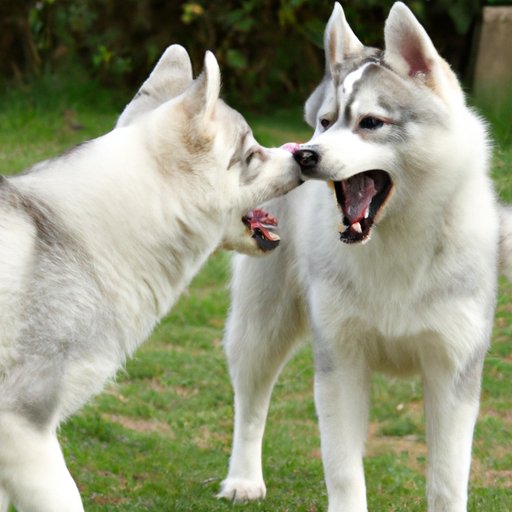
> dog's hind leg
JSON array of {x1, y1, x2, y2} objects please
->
[
  {"x1": 0, "y1": 413, "x2": 84, "y2": 512},
  {"x1": 218, "y1": 252, "x2": 307, "y2": 502}
]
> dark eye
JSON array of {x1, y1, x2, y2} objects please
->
[
  {"x1": 320, "y1": 118, "x2": 331, "y2": 130},
  {"x1": 359, "y1": 116, "x2": 384, "y2": 130},
  {"x1": 245, "y1": 151, "x2": 255, "y2": 165},
  {"x1": 245, "y1": 146, "x2": 260, "y2": 165}
]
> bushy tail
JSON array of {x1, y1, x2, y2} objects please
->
[{"x1": 499, "y1": 205, "x2": 512, "y2": 280}]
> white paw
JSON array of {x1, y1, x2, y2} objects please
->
[{"x1": 217, "y1": 477, "x2": 267, "y2": 503}]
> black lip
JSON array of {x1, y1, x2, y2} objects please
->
[
  {"x1": 242, "y1": 210, "x2": 281, "y2": 252},
  {"x1": 252, "y1": 228, "x2": 280, "y2": 251}
]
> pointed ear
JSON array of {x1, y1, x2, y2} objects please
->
[
  {"x1": 384, "y1": 2, "x2": 464, "y2": 103},
  {"x1": 183, "y1": 51, "x2": 221, "y2": 121},
  {"x1": 146, "y1": 44, "x2": 193, "y2": 98},
  {"x1": 117, "y1": 44, "x2": 193, "y2": 127},
  {"x1": 324, "y1": 2, "x2": 363, "y2": 76}
]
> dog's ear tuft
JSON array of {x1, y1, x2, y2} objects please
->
[
  {"x1": 324, "y1": 2, "x2": 363, "y2": 76},
  {"x1": 117, "y1": 44, "x2": 193, "y2": 127},
  {"x1": 184, "y1": 51, "x2": 221, "y2": 122},
  {"x1": 384, "y1": 2, "x2": 464, "y2": 104}
]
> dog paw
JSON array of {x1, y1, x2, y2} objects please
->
[{"x1": 217, "y1": 477, "x2": 266, "y2": 502}]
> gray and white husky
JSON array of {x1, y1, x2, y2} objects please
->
[
  {"x1": 0, "y1": 45, "x2": 301, "y2": 511},
  {"x1": 219, "y1": 3, "x2": 501, "y2": 511}
]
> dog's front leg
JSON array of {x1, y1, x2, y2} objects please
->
[
  {"x1": 314, "y1": 336, "x2": 370, "y2": 512},
  {"x1": 0, "y1": 413, "x2": 84, "y2": 512},
  {"x1": 219, "y1": 333, "x2": 303, "y2": 502},
  {"x1": 422, "y1": 352, "x2": 484, "y2": 512},
  {"x1": 219, "y1": 261, "x2": 306, "y2": 503}
]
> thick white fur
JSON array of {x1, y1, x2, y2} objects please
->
[
  {"x1": 0, "y1": 47, "x2": 300, "y2": 510},
  {"x1": 219, "y1": 3, "x2": 500, "y2": 511}
]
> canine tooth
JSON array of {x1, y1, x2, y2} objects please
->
[
  {"x1": 352, "y1": 222, "x2": 362, "y2": 233},
  {"x1": 364, "y1": 207, "x2": 370, "y2": 219}
]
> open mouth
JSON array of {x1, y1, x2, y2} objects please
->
[
  {"x1": 238, "y1": 141, "x2": 301, "y2": 252},
  {"x1": 332, "y1": 170, "x2": 393, "y2": 244},
  {"x1": 242, "y1": 208, "x2": 280, "y2": 252}
]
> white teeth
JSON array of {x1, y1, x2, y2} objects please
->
[
  {"x1": 352, "y1": 222, "x2": 362, "y2": 234},
  {"x1": 364, "y1": 207, "x2": 370, "y2": 219}
]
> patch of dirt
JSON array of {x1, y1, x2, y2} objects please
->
[
  {"x1": 481, "y1": 407, "x2": 512, "y2": 425},
  {"x1": 90, "y1": 494, "x2": 129, "y2": 505},
  {"x1": 193, "y1": 425, "x2": 227, "y2": 450},
  {"x1": 144, "y1": 377, "x2": 166, "y2": 393},
  {"x1": 102, "y1": 413, "x2": 174, "y2": 437},
  {"x1": 366, "y1": 422, "x2": 427, "y2": 473},
  {"x1": 474, "y1": 469, "x2": 512, "y2": 489},
  {"x1": 103, "y1": 386, "x2": 129, "y2": 403},
  {"x1": 173, "y1": 385, "x2": 199, "y2": 399}
]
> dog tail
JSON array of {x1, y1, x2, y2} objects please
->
[{"x1": 499, "y1": 205, "x2": 512, "y2": 279}]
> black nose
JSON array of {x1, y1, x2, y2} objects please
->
[{"x1": 293, "y1": 149, "x2": 319, "y2": 169}]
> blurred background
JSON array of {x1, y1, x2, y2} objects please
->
[{"x1": 0, "y1": 0, "x2": 510, "y2": 111}]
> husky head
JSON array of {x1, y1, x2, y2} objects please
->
[
  {"x1": 296, "y1": 2, "x2": 474, "y2": 244},
  {"x1": 118, "y1": 45, "x2": 302, "y2": 255}
]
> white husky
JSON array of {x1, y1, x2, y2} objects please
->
[
  {"x1": 0, "y1": 45, "x2": 301, "y2": 511},
  {"x1": 219, "y1": 3, "x2": 500, "y2": 511}
]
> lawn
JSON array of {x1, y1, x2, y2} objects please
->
[{"x1": 0, "y1": 78, "x2": 511, "y2": 511}]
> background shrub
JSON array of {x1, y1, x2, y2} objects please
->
[{"x1": 0, "y1": 1, "x2": 500, "y2": 109}]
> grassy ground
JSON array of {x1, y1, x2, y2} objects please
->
[{"x1": 0, "y1": 78, "x2": 511, "y2": 511}]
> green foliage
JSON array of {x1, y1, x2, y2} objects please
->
[
  {"x1": 0, "y1": 1, "x2": 490, "y2": 109},
  {"x1": 473, "y1": 91, "x2": 512, "y2": 148}
]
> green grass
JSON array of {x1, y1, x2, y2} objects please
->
[
  {"x1": 1, "y1": 79, "x2": 511, "y2": 511},
  {"x1": 0, "y1": 75, "x2": 126, "y2": 173}
]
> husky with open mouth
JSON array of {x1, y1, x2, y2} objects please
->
[
  {"x1": 219, "y1": 3, "x2": 501, "y2": 511},
  {"x1": 0, "y1": 45, "x2": 302, "y2": 511}
]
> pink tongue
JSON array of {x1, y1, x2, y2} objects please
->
[
  {"x1": 245, "y1": 208, "x2": 279, "y2": 241},
  {"x1": 341, "y1": 174, "x2": 377, "y2": 224},
  {"x1": 245, "y1": 208, "x2": 277, "y2": 226},
  {"x1": 280, "y1": 142, "x2": 301, "y2": 153}
]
